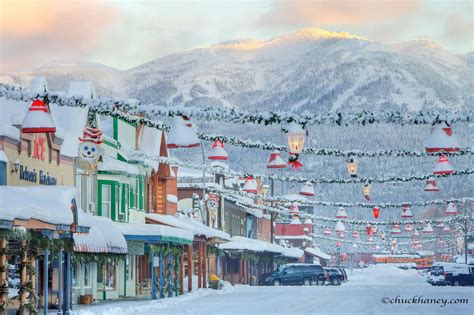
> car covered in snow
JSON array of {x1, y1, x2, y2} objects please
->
[
  {"x1": 427, "y1": 262, "x2": 474, "y2": 286},
  {"x1": 266, "y1": 263, "x2": 326, "y2": 286}
]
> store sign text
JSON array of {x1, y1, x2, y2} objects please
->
[{"x1": 19, "y1": 165, "x2": 57, "y2": 185}]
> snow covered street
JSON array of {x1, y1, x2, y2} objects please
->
[{"x1": 72, "y1": 265, "x2": 473, "y2": 315}]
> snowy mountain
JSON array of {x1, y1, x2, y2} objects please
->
[{"x1": 1, "y1": 28, "x2": 472, "y2": 112}]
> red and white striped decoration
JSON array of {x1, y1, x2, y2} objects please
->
[
  {"x1": 335, "y1": 207, "x2": 348, "y2": 219},
  {"x1": 424, "y1": 177, "x2": 439, "y2": 192},
  {"x1": 391, "y1": 224, "x2": 401, "y2": 234},
  {"x1": 404, "y1": 223, "x2": 414, "y2": 232},
  {"x1": 208, "y1": 140, "x2": 228, "y2": 160},
  {"x1": 442, "y1": 225, "x2": 451, "y2": 232},
  {"x1": 242, "y1": 177, "x2": 258, "y2": 193},
  {"x1": 299, "y1": 181, "x2": 315, "y2": 196},
  {"x1": 445, "y1": 202, "x2": 458, "y2": 215},
  {"x1": 335, "y1": 221, "x2": 345, "y2": 233},
  {"x1": 352, "y1": 230, "x2": 359, "y2": 238},
  {"x1": 323, "y1": 227, "x2": 331, "y2": 236},
  {"x1": 167, "y1": 116, "x2": 200, "y2": 148},
  {"x1": 422, "y1": 223, "x2": 434, "y2": 234},
  {"x1": 266, "y1": 150, "x2": 287, "y2": 169},
  {"x1": 400, "y1": 204, "x2": 413, "y2": 219},
  {"x1": 433, "y1": 155, "x2": 453, "y2": 175},
  {"x1": 424, "y1": 121, "x2": 460, "y2": 153},
  {"x1": 21, "y1": 99, "x2": 56, "y2": 133}
]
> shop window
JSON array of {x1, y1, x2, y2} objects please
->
[
  {"x1": 120, "y1": 184, "x2": 128, "y2": 221},
  {"x1": 101, "y1": 184, "x2": 112, "y2": 218},
  {"x1": 84, "y1": 264, "x2": 90, "y2": 287},
  {"x1": 0, "y1": 161, "x2": 7, "y2": 185},
  {"x1": 98, "y1": 261, "x2": 117, "y2": 291}
]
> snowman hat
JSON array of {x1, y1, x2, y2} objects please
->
[
  {"x1": 266, "y1": 150, "x2": 287, "y2": 169},
  {"x1": 79, "y1": 127, "x2": 103, "y2": 144},
  {"x1": 208, "y1": 140, "x2": 228, "y2": 160}
]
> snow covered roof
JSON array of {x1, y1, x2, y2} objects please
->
[
  {"x1": 275, "y1": 235, "x2": 312, "y2": 241},
  {"x1": 30, "y1": 76, "x2": 48, "y2": 94},
  {"x1": 50, "y1": 104, "x2": 88, "y2": 157},
  {"x1": 66, "y1": 81, "x2": 96, "y2": 99},
  {"x1": 219, "y1": 236, "x2": 285, "y2": 254},
  {"x1": 281, "y1": 247, "x2": 304, "y2": 259},
  {"x1": 98, "y1": 155, "x2": 141, "y2": 175},
  {"x1": 304, "y1": 247, "x2": 331, "y2": 260},
  {"x1": 146, "y1": 213, "x2": 230, "y2": 241},
  {"x1": 74, "y1": 213, "x2": 128, "y2": 254},
  {"x1": 114, "y1": 222, "x2": 194, "y2": 244},
  {"x1": 0, "y1": 186, "x2": 81, "y2": 227}
]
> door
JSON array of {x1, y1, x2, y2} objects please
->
[{"x1": 281, "y1": 267, "x2": 298, "y2": 285}]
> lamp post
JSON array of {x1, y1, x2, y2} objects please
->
[
  {"x1": 286, "y1": 123, "x2": 306, "y2": 171},
  {"x1": 347, "y1": 158, "x2": 357, "y2": 177}
]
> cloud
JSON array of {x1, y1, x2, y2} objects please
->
[
  {"x1": 444, "y1": 14, "x2": 474, "y2": 45},
  {"x1": 0, "y1": 0, "x2": 118, "y2": 72},
  {"x1": 259, "y1": 0, "x2": 421, "y2": 28}
]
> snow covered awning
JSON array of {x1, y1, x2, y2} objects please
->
[
  {"x1": 219, "y1": 236, "x2": 285, "y2": 254},
  {"x1": 281, "y1": 247, "x2": 304, "y2": 259},
  {"x1": 114, "y1": 222, "x2": 193, "y2": 245},
  {"x1": 0, "y1": 186, "x2": 89, "y2": 233},
  {"x1": 146, "y1": 213, "x2": 230, "y2": 242},
  {"x1": 74, "y1": 213, "x2": 128, "y2": 254},
  {"x1": 98, "y1": 156, "x2": 141, "y2": 176},
  {"x1": 304, "y1": 247, "x2": 331, "y2": 260}
]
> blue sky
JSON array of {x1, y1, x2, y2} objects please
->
[{"x1": 1, "y1": 0, "x2": 472, "y2": 72}]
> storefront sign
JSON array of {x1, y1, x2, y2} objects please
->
[
  {"x1": 19, "y1": 165, "x2": 57, "y2": 185},
  {"x1": 128, "y1": 241, "x2": 145, "y2": 255}
]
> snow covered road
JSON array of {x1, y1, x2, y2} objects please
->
[{"x1": 73, "y1": 265, "x2": 473, "y2": 315}]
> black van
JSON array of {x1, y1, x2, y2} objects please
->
[{"x1": 266, "y1": 264, "x2": 326, "y2": 286}]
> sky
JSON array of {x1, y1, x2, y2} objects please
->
[{"x1": 0, "y1": 0, "x2": 473, "y2": 72}]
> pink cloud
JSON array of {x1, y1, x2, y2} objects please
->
[
  {"x1": 0, "y1": 0, "x2": 118, "y2": 72},
  {"x1": 259, "y1": 0, "x2": 421, "y2": 28}
]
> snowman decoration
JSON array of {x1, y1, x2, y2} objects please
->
[
  {"x1": 78, "y1": 127, "x2": 103, "y2": 176},
  {"x1": 206, "y1": 193, "x2": 219, "y2": 228}
]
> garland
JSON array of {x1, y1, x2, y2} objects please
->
[
  {"x1": 221, "y1": 193, "x2": 469, "y2": 226},
  {"x1": 73, "y1": 253, "x2": 125, "y2": 266},
  {"x1": 125, "y1": 150, "x2": 474, "y2": 185},
  {"x1": 1, "y1": 83, "x2": 472, "y2": 127},
  {"x1": 198, "y1": 133, "x2": 474, "y2": 157},
  {"x1": 196, "y1": 183, "x2": 474, "y2": 209}
]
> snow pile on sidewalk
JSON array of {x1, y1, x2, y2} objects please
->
[
  {"x1": 72, "y1": 285, "x2": 234, "y2": 315},
  {"x1": 346, "y1": 264, "x2": 425, "y2": 286}
]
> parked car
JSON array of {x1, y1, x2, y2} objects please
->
[
  {"x1": 427, "y1": 262, "x2": 474, "y2": 286},
  {"x1": 337, "y1": 268, "x2": 348, "y2": 282},
  {"x1": 266, "y1": 264, "x2": 326, "y2": 286},
  {"x1": 323, "y1": 268, "x2": 344, "y2": 286}
]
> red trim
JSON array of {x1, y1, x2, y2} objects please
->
[
  {"x1": 425, "y1": 147, "x2": 460, "y2": 152},
  {"x1": 299, "y1": 192, "x2": 315, "y2": 196},
  {"x1": 242, "y1": 189, "x2": 257, "y2": 193},
  {"x1": 21, "y1": 127, "x2": 56, "y2": 133},
  {"x1": 266, "y1": 164, "x2": 287, "y2": 169},
  {"x1": 433, "y1": 170, "x2": 453, "y2": 175},
  {"x1": 167, "y1": 143, "x2": 200, "y2": 148},
  {"x1": 335, "y1": 215, "x2": 347, "y2": 219},
  {"x1": 208, "y1": 156, "x2": 228, "y2": 160}
]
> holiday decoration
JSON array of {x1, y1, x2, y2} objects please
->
[
  {"x1": 197, "y1": 133, "x2": 474, "y2": 157},
  {"x1": 371, "y1": 225, "x2": 378, "y2": 236},
  {"x1": 413, "y1": 229, "x2": 420, "y2": 237},
  {"x1": 381, "y1": 231, "x2": 386, "y2": 240},
  {"x1": 338, "y1": 232, "x2": 345, "y2": 239},
  {"x1": 167, "y1": 116, "x2": 200, "y2": 148},
  {"x1": 352, "y1": 230, "x2": 359, "y2": 238},
  {"x1": 242, "y1": 177, "x2": 258, "y2": 193},
  {"x1": 266, "y1": 150, "x2": 287, "y2": 169},
  {"x1": 391, "y1": 224, "x2": 401, "y2": 234},
  {"x1": 424, "y1": 177, "x2": 439, "y2": 192},
  {"x1": 366, "y1": 225, "x2": 372, "y2": 237},
  {"x1": 442, "y1": 225, "x2": 451, "y2": 232},
  {"x1": 299, "y1": 181, "x2": 315, "y2": 196},
  {"x1": 433, "y1": 155, "x2": 453, "y2": 175},
  {"x1": 323, "y1": 227, "x2": 331, "y2": 236},
  {"x1": 78, "y1": 127, "x2": 103, "y2": 176},
  {"x1": 363, "y1": 183, "x2": 371, "y2": 203},
  {"x1": 445, "y1": 202, "x2": 458, "y2": 215},
  {"x1": 336, "y1": 241, "x2": 342, "y2": 247},
  {"x1": 372, "y1": 207, "x2": 380, "y2": 219},
  {"x1": 289, "y1": 203, "x2": 301, "y2": 224},
  {"x1": 352, "y1": 243, "x2": 358, "y2": 248},
  {"x1": 404, "y1": 224, "x2": 414, "y2": 232},
  {"x1": 208, "y1": 140, "x2": 228, "y2": 160},
  {"x1": 435, "y1": 222, "x2": 445, "y2": 228},
  {"x1": 304, "y1": 218, "x2": 313, "y2": 225},
  {"x1": 422, "y1": 223, "x2": 434, "y2": 234},
  {"x1": 401, "y1": 204, "x2": 414, "y2": 219},
  {"x1": 286, "y1": 123, "x2": 305, "y2": 171},
  {"x1": 21, "y1": 99, "x2": 56, "y2": 133},
  {"x1": 367, "y1": 236, "x2": 374, "y2": 242},
  {"x1": 335, "y1": 221, "x2": 346, "y2": 233},
  {"x1": 424, "y1": 121, "x2": 460, "y2": 153},
  {"x1": 335, "y1": 207, "x2": 348, "y2": 219},
  {"x1": 347, "y1": 158, "x2": 358, "y2": 177},
  {"x1": 206, "y1": 193, "x2": 220, "y2": 228}
]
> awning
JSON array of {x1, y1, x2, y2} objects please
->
[
  {"x1": 220, "y1": 236, "x2": 285, "y2": 254},
  {"x1": 74, "y1": 213, "x2": 128, "y2": 254},
  {"x1": 114, "y1": 222, "x2": 193, "y2": 245},
  {"x1": 304, "y1": 247, "x2": 331, "y2": 260},
  {"x1": 281, "y1": 247, "x2": 304, "y2": 259},
  {"x1": 0, "y1": 186, "x2": 89, "y2": 233},
  {"x1": 146, "y1": 213, "x2": 231, "y2": 242}
]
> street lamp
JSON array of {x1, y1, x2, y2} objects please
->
[
  {"x1": 286, "y1": 123, "x2": 306, "y2": 171},
  {"x1": 11, "y1": 158, "x2": 20, "y2": 174},
  {"x1": 347, "y1": 158, "x2": 357, "y2": 177},
  {"x1": 363, "y1": 182, "x2": 371, "y2": 197}
]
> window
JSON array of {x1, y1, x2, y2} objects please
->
[
  {"x1": 119, "y1": 184, "x2": 128, "y2": 221},
  {"x1": 101, "y1": 184, "x2": 112, "y2": 218},
  {"x1": 126, "y1": 255, "x2": 134, "y2": 281},
  {"x1": 285, "y1": 267, "x2": 295, "y2": 274},
  {"x1": 84, "y1": 264, "x2": 90, "y2": 286},
  {"x1": 98, "y1": 261, "x2": 117, "y2": 291}
]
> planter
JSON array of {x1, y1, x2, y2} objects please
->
[{"x1": 79, "y1": 294, "x2": 93, "y2": 305}]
